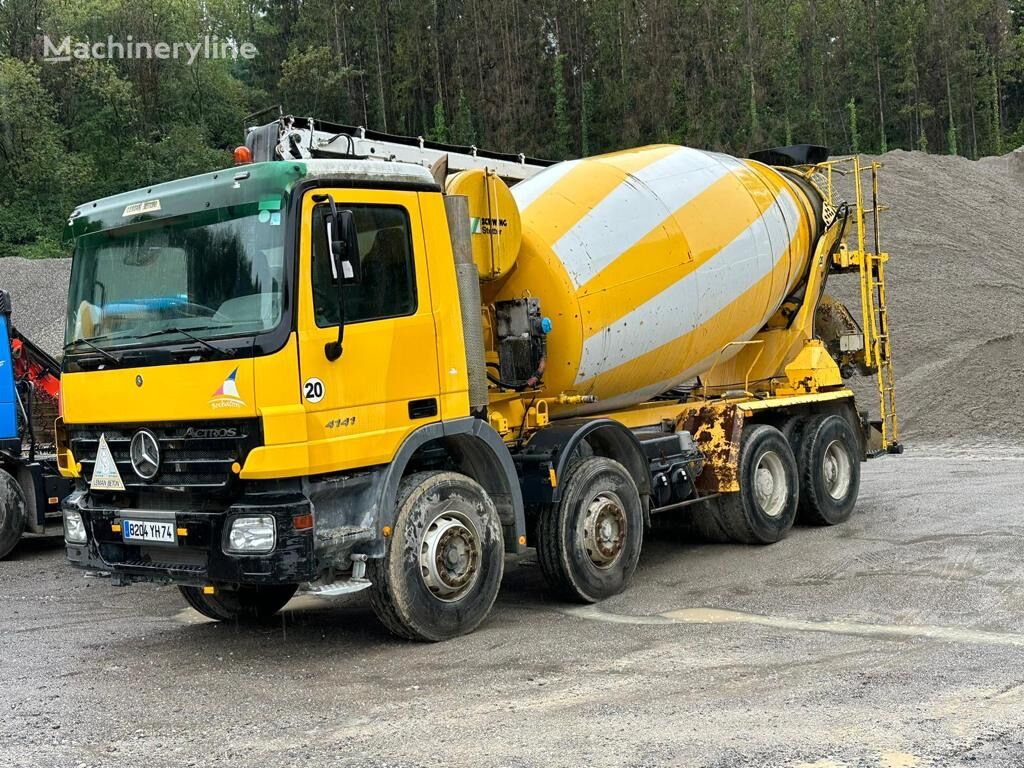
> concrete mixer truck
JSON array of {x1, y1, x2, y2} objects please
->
[{"x1": 57, "y1": 116, "x2": 900, "y2": 640}]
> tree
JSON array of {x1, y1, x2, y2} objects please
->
[
  {"x1": 278, "y1": 46, "x2": 358, "y2": 120},
  {"x1": 451, "y1": 90, "x2": 476, "y2": 146},
  {"x1": 2, "y1": 0, "x2": 1023, "y2": 259},
  {"x1": 429, "y1": 101, "x2": 448, "y2": 142},
  {"x1": 551, "y1": 53, "x2": 569, "y2": 158}
]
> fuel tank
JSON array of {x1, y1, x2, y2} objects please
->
[{"x1": 495, "y1": 145, "x2": 823, "y2": 413}]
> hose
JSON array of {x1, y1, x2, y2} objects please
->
[
  {"x1": 813, "y1": 201, "x2": 851, "y2": 322},
  {"x1": 784, "y1": 200, "x2": 850, "y2": 331},
  {"x1": 486, "y1": 360, "x2": 545, "y2": 393},
  {"x1": 485, "y1": 362, "x2": 525, "y2": 391}
]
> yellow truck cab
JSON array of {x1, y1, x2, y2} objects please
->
[{"x1": 59, "y1": 117, "x2": 899, "y2": 640}]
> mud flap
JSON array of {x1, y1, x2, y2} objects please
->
[{"x1": 677, "y1": 404, "x2": 745, "y2": 494}]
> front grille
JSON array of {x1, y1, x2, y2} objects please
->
[{"x1": 68, "y1": 419, "x2": 260, "y2": 491}]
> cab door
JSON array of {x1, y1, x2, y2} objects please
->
[{"x1": 296, "y1": 187, "x2": 441, "y2": 475}]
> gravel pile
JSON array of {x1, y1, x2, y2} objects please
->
[
  {"x1": 829, "y1": 147, "x2": 1024, "y2": 445},
  {"x1": 0, "y1": 257, "x2": 71, "y2": 359},
  {"x1": 0, "y1": 148, "x2": 1021, "y2": 446}
]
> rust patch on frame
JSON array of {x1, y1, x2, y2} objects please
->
[{"x1": 678, "y1": 403, "x2": 745, "y2": 493}]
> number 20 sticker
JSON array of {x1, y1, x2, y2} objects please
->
[{"x1": 303, "y1": 377, "x2": 325, "y2": 403}]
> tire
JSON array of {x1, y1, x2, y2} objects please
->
[
  {"x1": 179, "y1": 584, "x2": 297, "y2": 622},
  {"x1": 536, "y1": 457, "x2": 644, "y2": 603},
  {"x1": 368, "y1": 471, "x2": 504, "y2": 641},
  {"x1": 796, "y1": 414, "x2": 861, "y2": 526},
  {"x1": 0, "y1": 468, "x2": 27, "y2": 559},
  {"x1": 780, "y1": 415, "x2": 808, "y2": 455},
  {"x1": 713, "y1": 424, "x2": 799, "y2": 545},
  {"x1": 652, "y1": 503, "x2": 730, "y2": 543},
  {"x1": 690, "y1": 505, "x2": 732, "y2": 543}
]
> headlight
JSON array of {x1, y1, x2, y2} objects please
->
[
  {"x1": 64, "y1": 510, "x2": 87, "y2": 544},
  {"x1": 226, "y1": 516, "x2": 276, "y2": 554}
]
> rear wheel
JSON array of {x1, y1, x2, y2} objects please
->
[
  {"x1": 713, "y1": 424, "x2": 799, "y2": 544},
  {"x1": 536, "y1": 457, "x2": 644, "y2": 602},
  {"x1": 179, "y1": 583, "x2": 297, "y2": 622},
  {"x1": 796, "y1": 414, "x2": 861, "y2": 525},
  {"x1": 0, "y1": 468, "x2": 27, "y2": 559},
  {"x1": 780, "y1": 415, "x2": 808, "y2": 455},
  {"x1": 368, "y1": 471, "x2": 504, "y2": 641}
]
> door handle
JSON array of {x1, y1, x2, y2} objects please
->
[{"x1": 408, "y1": 398, "x2": 438, "y2": 420}]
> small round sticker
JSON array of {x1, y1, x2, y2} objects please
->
[{"x1": 303, "y1": 377, "x2": 325, "y2": 403}]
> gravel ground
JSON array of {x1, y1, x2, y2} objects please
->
[{"x1": 3, "y1": 451, "x2": 1024, "y2": 767}]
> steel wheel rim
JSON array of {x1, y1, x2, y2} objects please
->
[
  {"x1": 419, "y1": 507, "x2": 482, "y2": 602},
  {"x1": 581, "y1": 491, "x2": 627, "y2": 569},
  {"x1": 753, "y1": 450, "x2": 788, "y2": 518},
  {"x1": 822, "y1": 439, "x2": 852, "y2": 500}
]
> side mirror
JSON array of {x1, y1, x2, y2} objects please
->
[
  {"x1": 324, "y1": 209, "x2": 361, "y2": 286},
  {"x1": 316, "y1": 196, "x2": 360, "y2": 362}
]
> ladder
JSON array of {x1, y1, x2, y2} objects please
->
[
  {"x1": 244, "y1": 113, "x2": 555, "y2": 182},
  {"x1": 820, "y1": 156, "x2": 901, "y2": 454}
]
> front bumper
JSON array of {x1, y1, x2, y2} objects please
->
[{"x1": 64, "y1": 490, "x2": 317, "y2": 587}]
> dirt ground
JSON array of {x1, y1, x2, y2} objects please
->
[{"x1": 3, "y1": 452, "x2": 1024, "y2": 767}]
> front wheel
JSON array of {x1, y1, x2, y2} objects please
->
[
  {"x1": 713, "y1": 424, "x2": 799, "y2": 544},
  {"x1": 536, "y1": 457, "x2": 644, "y2": 603},
  {"x1": 0, "y1": 468, "x2": 27, "y2": 559},
  {"x1": 179, "y1": 584, "x2": 297, "y2": 622},
  {"x1": 368, "y1": 471, "x2": 504, "y2": 641}
]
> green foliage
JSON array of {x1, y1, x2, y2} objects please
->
[
  {"x1": 991, "y1": 67, "x2": 1002, "y2": 156},
  {"x1": 749, "y1": 71, "x2": 760, "y2": 147},
  {"x1": 1, "y1": 0, "x2": 1023, "y2": 259},
  {"x1": 429, "y1": 101, "x2": 448, "y2": 143},
  {"x1": 581, "y1": 80, "x2": 594, "y2": 156},
  {"x1": 279, "y1": 46, "x2": 358, "y2": 119},
  {"x1": 848, "y1": 99, "x2": 860, "y2": 154},
  {"x1": 551, "y1": 54, "x2": 569, "y2": 159},
  {"x1": 451, "y1": 91, "x2": 475, "y2": 146},
  {"x1": 0, "y1": 58, "x2": 93, "y2": 258}
]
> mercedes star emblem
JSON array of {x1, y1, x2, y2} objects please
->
[{"x1": 129, "y1": 429, "x2": 161, "y2": 480}]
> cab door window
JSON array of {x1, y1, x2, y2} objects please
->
[{"x1": 311, "y1": 204, "x2": 417, "y2": 327}]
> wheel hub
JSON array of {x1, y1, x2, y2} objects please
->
[
  {"x1": 753, "y1": 450, "x2": 787, "y2": 518},
  {"x1": 582, "y1": 493, "x2": 627, "y2": 569},
  {"x1": 420, "y1": 513, "x2": 481, "y2": 601},
  {"x1": 822, "y1": 440, "x2": 852, "y2": 500}
]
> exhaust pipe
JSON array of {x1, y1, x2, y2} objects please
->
[{"x1": 444, "y1": 195, "x2": 488, "y2": 411}]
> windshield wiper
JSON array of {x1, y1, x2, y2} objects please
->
[
  {"x1": 134, "y1": 325, "x2": 232, "y2": 356},
  {"x1": 65, "y1": 336, "x2": 121, "y2": 366}
]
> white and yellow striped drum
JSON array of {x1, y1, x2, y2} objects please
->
[{"x1": 499, "y1": 145, "x2": 823, "y2": 414}]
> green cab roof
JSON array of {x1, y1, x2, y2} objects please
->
[
  {"x1": 64, "y1": 158, "x2": 438, "y2": 242},
  {"x1": 64, "y1": 161, "x2": 307, "y2": 242}
]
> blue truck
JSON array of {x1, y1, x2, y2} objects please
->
[{"x1": 0, "y1": 290, "x2": 72, "y2": 558}]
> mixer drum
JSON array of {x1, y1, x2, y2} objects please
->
[{"x1": 501, "y1": 144, "x2": 823, "y2": 414}]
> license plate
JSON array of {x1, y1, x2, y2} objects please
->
[{"x1": 122, "y1": 519, "x2": 176, "y2": 544}]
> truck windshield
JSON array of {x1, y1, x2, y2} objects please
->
[{"x1": 65, "y1": 204, "x2": 285, "y2": 351}]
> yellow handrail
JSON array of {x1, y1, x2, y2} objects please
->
[
  {"x1": 812, "y1": 155, "x2": 900, "y2": 452},
  {"x1": 701, "y1": 340, "x2": 766, "y2": 401}
]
